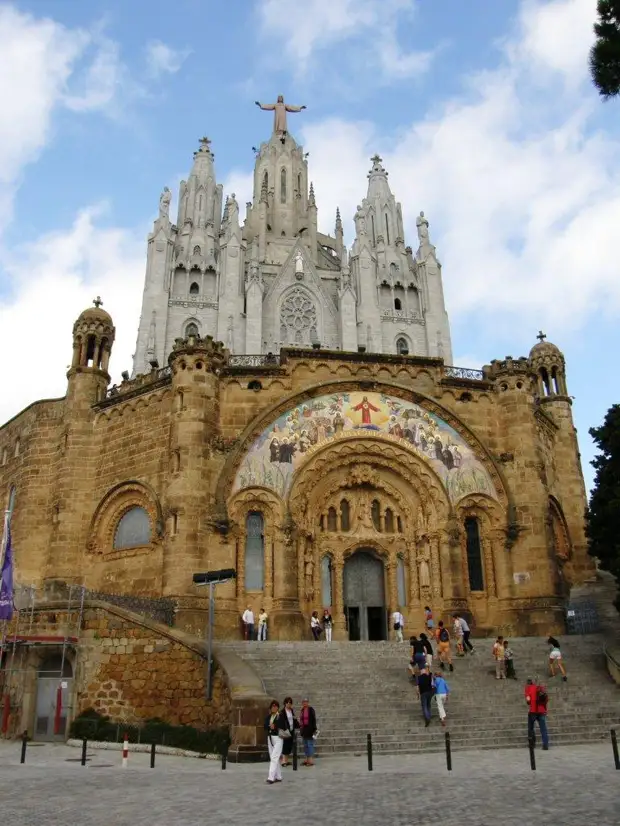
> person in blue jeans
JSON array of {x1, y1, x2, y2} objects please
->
[
  {"x1": 525, "y1": 678, "x2": 549, "y2": 749},
  {"x1": 416, "y1": 665, "x2": 434, "y2": 727}
]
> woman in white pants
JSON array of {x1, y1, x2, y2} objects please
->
[
  {"x1": 323, "y1": 609, "x2": 333, "y2": 642},
  {"x1": 264, "y1": 701, "x2": 283, "y2": 784}
]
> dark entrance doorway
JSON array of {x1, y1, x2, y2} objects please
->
[
  {"x1": 35, "y1": 654, "x2": 73, "y2": 741},
  {"x1": 343, "y1": 550, "x2": 386, "y2": 641}
]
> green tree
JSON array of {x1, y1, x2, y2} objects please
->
[
  {"x1": 586, "y1": 404, "x2": 620, "y2": 610},
  {"x1": 590, "y1": 0, "x2": 620, "y2": 98}
]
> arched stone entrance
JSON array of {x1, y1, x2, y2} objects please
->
[{"x1": 343, "y1": 550, "x2": 386, "y2": 641}]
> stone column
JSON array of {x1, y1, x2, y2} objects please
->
[
  {"x1": 386, "y1": 554, "x2": 397, "y2": 613},
  {"x1": 332, "y1": 553, "x2": 346, "y2": 640}
]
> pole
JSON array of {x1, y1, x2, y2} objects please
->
[
  {"x1": 53, "y1": 685, "x2": 62, "y2": 735},
  {"x1": 528, "y1": 735, "x2": 536, "y2": 771},
  {"x1": 367, "y1": 733, "x2": 373, "y2": 771},
  {"x1": 611, "y1": 729, "x2": 620, "y2": 770},
  {"x1": 445, "y1": 731, "x2": 452, "y2": 771},
  {"x1": 221, "y1": 743, "x2": 227, "y2": 770},
  {"x1": 150, "y1": 742, "x2": 156, "y2": 769},
  {"x1": 207, "y1": 581, "x2": 215, "y2": 701},
  {"x1": 292, "y1": 733, "x2": 298, "y2": 771},
  {"x1": 81, "y1": 738, "x2": 88, "y2": 766},
  {"x1": 20, "y1": 730, "x2": 27, "y2": 764},
  {"x1": 122, "y1": 733, "x2": 129, "y2": 768}
]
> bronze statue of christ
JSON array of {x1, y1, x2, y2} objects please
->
[{"x1": 255, "y1": 96, "x2": 307, "y2": 141}]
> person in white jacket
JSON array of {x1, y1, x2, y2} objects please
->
[
  {"x1": 242, "y1": 606, "x2": 255, "y2": 640},
  {"x1": 391, "y1": 609, "x2": 404, "y2": 642}
]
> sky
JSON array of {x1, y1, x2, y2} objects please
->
[{"x1": 0, "y1": 0, "x2": 617, "y2": 492}]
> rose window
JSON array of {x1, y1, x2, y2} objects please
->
[{"x1": 279, "y1": 288, "x2": 318, "y2": 345}]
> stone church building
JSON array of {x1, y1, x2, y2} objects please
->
[{"x1": 0, "y1": 107, "x2": 593, "y2": 649}]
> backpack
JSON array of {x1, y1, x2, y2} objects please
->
[
  {"x1": 536, "y1": 687, "x2": 548, "y2": 708},
  {"x1": 439, "y1": 627, "x2": 449, "y2": 642}
]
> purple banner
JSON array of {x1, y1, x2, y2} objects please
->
[{"x1": 0, "y1": 516, "x2": 14, "y2": 621}]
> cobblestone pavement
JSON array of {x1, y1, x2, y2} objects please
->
[{"x1": 0, "y1": 741, "x2": 617, "y2": 825}]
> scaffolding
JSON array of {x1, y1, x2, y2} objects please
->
[{"x1": 0, "y1": 582, "x2": 86, "y2": 739}]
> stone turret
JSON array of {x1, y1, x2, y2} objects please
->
[
  {"x1": 67, "y1": 297, "x2": 115, "y2": 405},
  {"x1": 164, "y1": 334, "x2": 226, "y2": 609}
]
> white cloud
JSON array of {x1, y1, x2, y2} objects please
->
[
  {"x1": 145, "y1": 40, "x2": 190, "y2": 77},
  {"x1": 0, "y1": 208, "x2": 145, "y2": 423},
  {"x1": 256, "y1": 0, "x2": 431, "y2": 79},
  {"x1": 63, "y1": 36, "x2": 125, "y2": 113}
]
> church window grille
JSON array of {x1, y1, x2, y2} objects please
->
[
  {"x1": 244, "y1": 511, "x2": 264, "y2": 591},
  {"x1": 464, "y1": 516, "x2": 484, "y2": 592},
  {"x1": 384, "y1": 508, "x2": 394, "y2": 533},
  {"x1": 371, "y1": 499, "x2": 381, "y2": 532},
  {"x1": 340, "y1": 500, "x2": 350, "y2": 532},
  {"x1": 396, "y1": 337, "x2": 409, "y2": 356},
  {"x1": 114, "y1": 507, "x2": 151, "y2": 550},
  {"x1": 280, "y1": 168, "x2": 287, "y2": 203},
  {"x1": 385, "y1": 214, "x2": 390, "y2": 245},
  {"x1": 279, "y1": 288, "x2": 318, "y2": 347},
  {"x1": 189, "y1": 282, "x2": 200, "y2": 295},
  {"x1": 394, "y1": 298, "x2": 402, "y2": 310},
  {"x1": 185, "y1": 322, "x2": 199, "y2": 337},
  {"x1": 397, "y1": 556, "x2": 407, "y2": 606},
  {"x1": 327, "y1": 507, "x2": 338, "y2": 532},
  {"x1": 321, "y1": 555, "x2": 333, "y2": 607}
]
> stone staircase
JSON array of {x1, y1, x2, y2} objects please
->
[{"x1": 221, "y1": 635, "x2": 620, "y2": 755}]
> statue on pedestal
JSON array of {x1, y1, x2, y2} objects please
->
[{"x1": 255, "y1": 96, "x2": 307, "y2": 143}]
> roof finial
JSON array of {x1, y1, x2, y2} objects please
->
[
  {"x1": 537, "y1": 330, "x2": 546, "y2": 342},
  {"x1": 93, "y1": 296, "x2": 103, "y2": 309}
]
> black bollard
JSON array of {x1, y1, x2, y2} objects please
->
[
  {"x1": 20, "y1": 731, "x2": 27, "y2": 764},
  {"x1": 81, "y1": 738, "x2": 88, "y2": 766},
  {"x1": 367, "y1": 733, "x2": 373, "y2": 772},
  {"x1": 445, "y1": 731, "x2": 452, "y2": 771},
  {"x1": 292, "y1": 734, "x2": 298, "y2": 771},
  {"x1": 150, "y1": 742, "x2": 156, "y2": 769},
  {"x1": 528, "y1": 735, "x2": 536, "y2": 771},
  {"x1": 221, "y1": 744, "x2": 227, "y2": 770},
  {"x1": 611, "y1": 729, "x2": 620, "y2": 770}
]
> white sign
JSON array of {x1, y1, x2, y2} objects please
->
[
  {"x1": 566, "y1": 610, "x2": 575, "y2": 618},
  {"x1": 513, "y1": 572, "x2": 531, "y2": 585},
  {"x1": 60, "y1": 681, "x2": 68, "y2": 689}
]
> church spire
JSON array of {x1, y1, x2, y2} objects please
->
[{"x1": 366, "y1": 153, "x2": 392, "y2": 201}]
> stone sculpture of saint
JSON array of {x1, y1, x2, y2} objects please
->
[
  {"x1": 294, "y1": 249, "x2": 304, "y2": 277},
  {"x1": 255, "y1": 96, "x2": 307, "y2": 140},
  {"x1": 419, "y1": 558, "x2": 430, "y2": 589},
  {"x1": 416, "y1": 211, "x2": 430, "y2": 244},
  {"x1": 159, "y1": 187, "x2": 171, "y2": 220},
  {"x1": 227, "y1": 193, "x2": 239, "y2": 227}
]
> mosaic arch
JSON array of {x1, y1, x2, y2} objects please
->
[{"x1": 232, "y1": 391, "x2": 498, "y2": 504}]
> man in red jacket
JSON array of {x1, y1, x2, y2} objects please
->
[{"x1": 525, "y1": 678, "x2": 549, "y2": 750}]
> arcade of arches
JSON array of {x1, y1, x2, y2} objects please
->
[{"x1": 228, "y1": 432, "x2": 519, "y2": 641}]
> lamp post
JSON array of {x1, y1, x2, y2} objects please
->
[{"x1": 192, "y1": 568, "x2": 236, "y2": 700}]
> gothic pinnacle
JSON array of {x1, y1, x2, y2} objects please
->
[{"x1": 309, "y1": 182, "x2": 316, "y2": 206}]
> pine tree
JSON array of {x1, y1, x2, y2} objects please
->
[
  {"x1": 586, "y1": 404, "x2": 620, "y2": 610},
  {"x1": 590, "y1": 0, "x2": 620, "y2": 98}
]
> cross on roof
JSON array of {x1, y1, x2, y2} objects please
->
[
  {"x1": 370, "y1": 153, "x2": 383, "y2": 166},
  {"x1": 537, "y1": 330, "x2": 546, "y2": 342},
  {"x1": 93, "y1": 296, "x2": 103, "y2": 309},
  {"x1": 199, "y1": 136, "x2": 211, "y2": 149}
]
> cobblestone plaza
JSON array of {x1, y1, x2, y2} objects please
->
[{"x1": 1, "y1": 741, "x2": 617, "y2": 825}]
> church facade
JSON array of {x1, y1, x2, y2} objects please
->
[{"x1": 0, "y1": 111, "x2": 593, "y2": 642}]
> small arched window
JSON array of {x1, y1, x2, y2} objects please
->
[
  {"x1": 327, "y1": 507, "x2": 338, "y2": 532},
  {"x1": 245, "y1": 511, "x2": 264, "y2": 591},
  {"x1": 551, "y1": 367, "x2": 560, "y2": 395},
  {"x1": 396, "y1": 337, "x2": 409, "y2": 356},
  {"x1": 280, "y1": 168, "x2": 287, "y2": 203},
  {"x1": 114, "y1": 506, "x2": 151, "y2": 550},
  {"x1": 189, "y1": 282, "x2": 200, "y2": 295},
  {"x1": 540, "y1": 368, "x2": 551, "y2": 396},
  {"x1": 185, "y1": 322, "x2": 199, "y2": 337},
  {"x1": 394, "y1": 298, "x2": 402, "y2": 311},
  {"x1": 371, "y1": 215, "x2": 376, "y2": 246},
  {"x1": 321, "y1": 555, "x2": 333, "y2": 607},
  {"x1": 397, "y1": 556, "x2": 407, "y2": 607},
  {"x1": 384, "y1": 508, "x2": 394, "y2": 533},
  {"x1": 7, "y1": 485, "x2": 16, "y2": 519},
  {"x1": 14, "y1": 439, "x2": 20, "y2": 458},
  {"x1": 464, "y1": 516, "x2": 484, "y2": 592},
  {"x1": 2, "y1": 448, "x2": 7, "y2": 466},
  {"x1": 85, "y1": 335, "x2": 96, "y2": 367},
  {"x1": 193, "y1": 245, "x2": 201, "y2": 257},
  {"x1": 340, "y1": 500, "x2": 350, "y2": 532},
  {"x1": 371, "y1": 499, "x2": 381, "y2": 532},
  {"x1": 297, "y1": 173, "x2": 302, "y2": 195}
]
